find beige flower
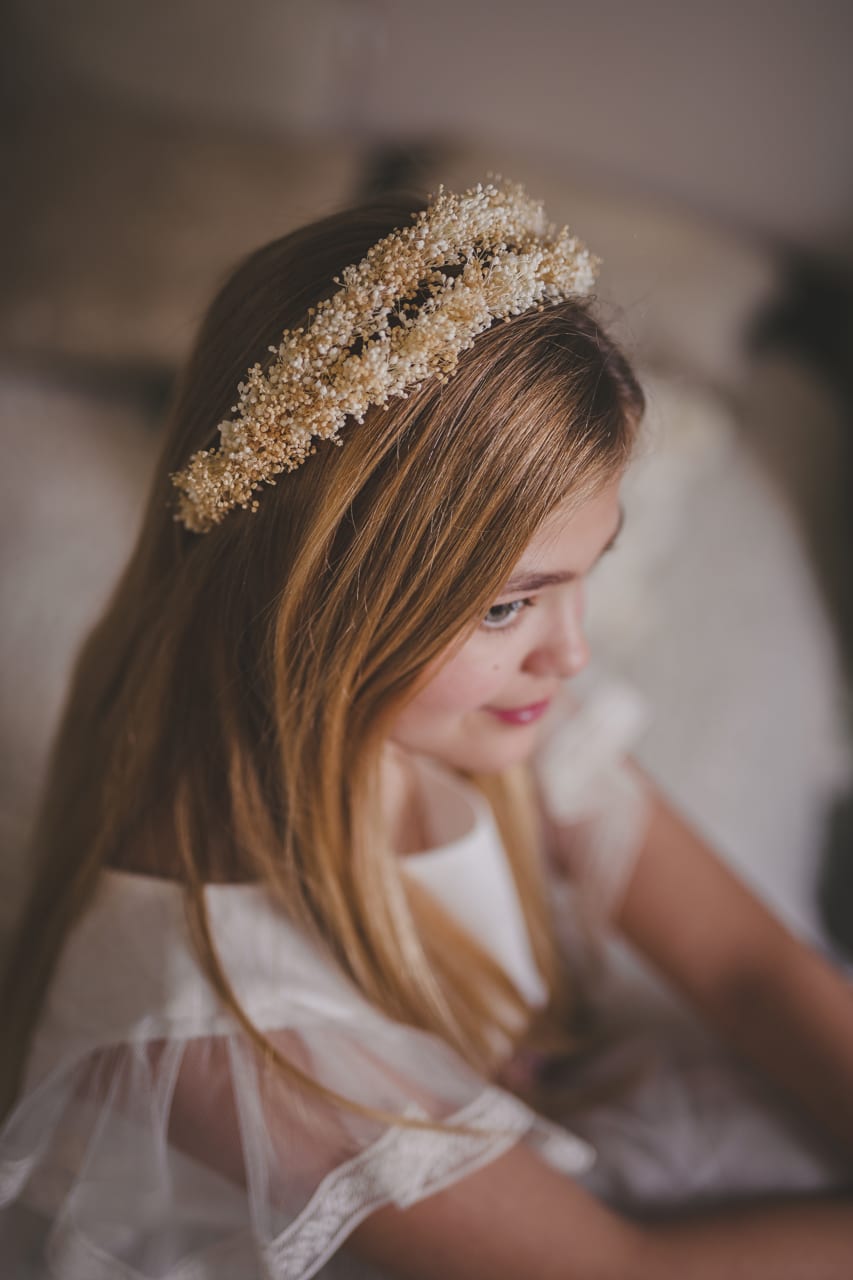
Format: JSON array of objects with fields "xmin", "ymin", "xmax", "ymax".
[{"xmin": 171, "ymin": 178, "xmax": 600, "ymax": 533}]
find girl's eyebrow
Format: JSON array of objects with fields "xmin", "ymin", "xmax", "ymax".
[{"xmin": 501, "ymin": 504, "xmax": 625, "ymax": 595}]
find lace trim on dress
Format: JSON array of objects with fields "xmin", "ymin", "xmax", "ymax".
[{"xmin": 264, "ymin": 1085, "xmax": 549, "ymax": 1280}]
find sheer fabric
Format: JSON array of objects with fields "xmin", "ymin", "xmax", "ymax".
[
  {"xmin": 535, "ymin": 672, "xmax": 653, "ymax": 922},
  {"xmin": 0, "ymin": 678, "xmax": 653, "ymax": 1278},
  {"xmin": 0, "ymin": 872, "xmax": 594, "ymax": 1279}
]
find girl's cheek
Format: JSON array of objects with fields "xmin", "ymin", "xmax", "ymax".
[
  {"xmin": 428, "ymin": 650, "xmax": 509, "ymax": 711},
  {"xmin": 408, "ymin": 629, "xmax": 518, "ymax": 716}
]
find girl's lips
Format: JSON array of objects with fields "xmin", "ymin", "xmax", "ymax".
[{"xmin": 486, "ymin": 699, "xmax": 552, "ymax": 726}]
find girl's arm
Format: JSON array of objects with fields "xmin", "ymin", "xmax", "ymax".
[
  {"xmin": 611, "ymin": 759, "xmax": 853, "ymax": 1166},
  {"xmin": 347, "ymin": 1137, "xmax": 853, "ymax": 1279},
  {"xmin": 160, "ymin": 982, "xmax": 853, "ymax": 1279}
]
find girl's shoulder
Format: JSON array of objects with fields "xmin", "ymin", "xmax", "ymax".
[
  {"xmin": 30, "ymin": 869, "xmax": 374, "ymax": 1064},
  {"xmin": 5, "ymin": 866, "xmax": 594, "ymax": 1280}
]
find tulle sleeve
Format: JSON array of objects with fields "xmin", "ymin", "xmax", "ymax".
[
  {"xmin": 535, "ymin": 672, "xmax": 655, "ymax": 923},
  {"xmin": 0, "ymin": 878, "xmax": 594, "ymax": 1279}
]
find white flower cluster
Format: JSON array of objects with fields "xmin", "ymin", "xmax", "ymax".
[{"xmin": 171, "ymin": 177, "xmax": 601, "ymax": 532}]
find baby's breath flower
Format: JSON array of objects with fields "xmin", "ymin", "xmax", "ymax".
[{"xmin": 170, "ymin": 177, "xmax": 601, "ymax": 533}]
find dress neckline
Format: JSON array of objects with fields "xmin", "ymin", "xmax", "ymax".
[{"xmin": 102, "ymin": 755, "xmax": 492, "ymax": 894}]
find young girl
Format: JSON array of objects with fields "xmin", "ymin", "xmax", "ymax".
[{"xmin": 1, "ymin": 179, "xmax": 852, "ymax": 1279}]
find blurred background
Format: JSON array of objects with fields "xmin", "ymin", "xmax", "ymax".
[{"xmin": 2, "ymin": 0, "xmax": 853, "ymax": 963}]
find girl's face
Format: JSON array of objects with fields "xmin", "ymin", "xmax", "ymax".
[{"xmin": 389, "ymin": 473, "xmax": 625, "ymax": 775}]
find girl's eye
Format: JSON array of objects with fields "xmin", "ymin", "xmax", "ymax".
[{"xmin": 481, "ymin": 598, "xmax": 532, "ymax": 632}]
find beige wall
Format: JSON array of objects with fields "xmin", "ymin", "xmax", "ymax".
[{"xmin": 8, "ymin": 0, "xmax": 853, "ymax": 257}]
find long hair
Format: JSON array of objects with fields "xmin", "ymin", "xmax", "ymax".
[{"xmin": 0, "ymin": 191, "xmax": 644, "ymax": 1130}]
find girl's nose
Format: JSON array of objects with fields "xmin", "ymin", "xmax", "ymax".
[
  {"xmin": 550, "ymin": 620, "xmax": 590, "ymax": 680},
  {"xmin": 524, "ymin": 588, "xmax": 590, "ymax": 680}
]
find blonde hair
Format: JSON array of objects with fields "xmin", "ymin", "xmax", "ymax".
[{"xmin": 0, "ymin": 191, "xmax": 644, "ymax": 1135}]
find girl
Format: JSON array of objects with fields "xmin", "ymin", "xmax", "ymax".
[{"xmin": 1, "ymin": 179, "xmax": 852, "ymax": 1279}]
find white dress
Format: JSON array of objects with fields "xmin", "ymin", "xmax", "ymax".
[{"xmin": 0, "ymin": 680, "xmax": 844, "ymax": 1277}]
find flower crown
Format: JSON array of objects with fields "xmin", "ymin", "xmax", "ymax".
[{"xmin": 170, "ymin": 176, "xmax": 601, "ymax": 533}]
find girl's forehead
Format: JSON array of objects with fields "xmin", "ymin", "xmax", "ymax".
[{"xmin": 509, "ymin": 480, "xmax": 624, "ymax": 577}]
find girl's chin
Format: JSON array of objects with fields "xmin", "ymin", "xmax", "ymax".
[{"xmin": 436, "ymin": 725, "xmax": 542, "ymax": 775}]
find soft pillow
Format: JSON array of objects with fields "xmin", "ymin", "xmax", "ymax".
[{"xmin": 1, "ymin": 97, "xmax": 363, "ymax": 370}]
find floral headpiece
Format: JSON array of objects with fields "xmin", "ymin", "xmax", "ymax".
[{"xmin": 171, "ymin": 176, "xmax": 601, "ymax": 533}]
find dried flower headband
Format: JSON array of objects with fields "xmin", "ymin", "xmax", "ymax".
[{"xmin": 170, "ymin": 176, "xmax": 601, "ymax": 533}]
